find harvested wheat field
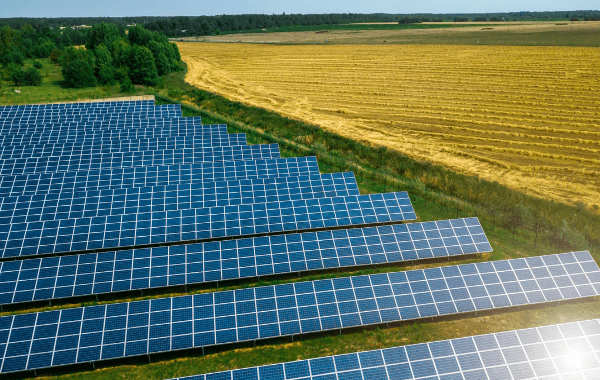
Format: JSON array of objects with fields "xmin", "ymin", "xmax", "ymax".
[{"xmin": 179, "ymin": 43, "xmax": 600, "ymax": 209}]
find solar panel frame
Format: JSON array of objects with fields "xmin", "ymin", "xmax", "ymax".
[
  {"xmin": 0, "ymin": 191, "xmax": 416, "ymax": 259},
  {"xmin": 0, "ymin": 144, "xmax": 282, "ymax": 176},
  {"xmin": 0, "ymin": 217, "xmax": 491, "ymax": 306},
  {"xmin": 0, "ymin": 157, "xmax": 321, "ymax": 197},
  {"xmin": 168, "ymin": 313, "xmax": 600, "ymax": 380},
  {"xmin": 0, "ymin": 251, "xmax": 597, "ymax": 374},
  {"xmin": 0, "ymin": 124, "xmax": 226, "ymax": 146},
  {"xmin": 0, "ymin": 172, "xmax": 360, "ymax": 226},
  {"xmin": 0, "ymin": 134, "xmax": 248, "ymax": 160}
]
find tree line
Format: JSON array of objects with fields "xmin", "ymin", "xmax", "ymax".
[
  {"xmin": 0, "ymin": 22, "xmax": 181, "ymax": 89},
  {"xmin": 1, "ymin": 10, "xmax": 599, "ymax": 37},
  {"xmin": 59, "ymin": 23, "xmax": 182, "ymax": 89}
]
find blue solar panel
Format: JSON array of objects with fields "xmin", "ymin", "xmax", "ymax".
[
  {"xmin": 0, "ymin": 108, "xmax": 182, "ymax": 122},
  {"xmin": 0, "ymin": 144, "xmax": 281, "ymax": 176},
  {"xmin": 0, "ymin": 100, "xmax": 153, "ymax": 112},
  {"xmin": 0, "ymin": 157, "xmax": 320, "ymax": 197},
  {"xmin": 0, "ymin": 172, "xmax": 359, "ymax": 226},
  {"xmin": 0, "ymin": 104, "xmax": 179, "ymax": 118},
  {"xmin": 0, "ymin": 217, "xmax": 490, "ymax": 306},
  {"xmin": 0, "ymin": 124, "xmax": 226, "ymax": 146},
  {"xmin": 0, "ymin": 191, "xmax": 415, "ymax": 259},
  {"xmin": 168, "ymin": 314, "xmax": 600, "ymax": 380},
  {"xmin": 0, "ymin": 110, "xmax": 183, "ymax": 125},
  {"xmin": 0, "ymin": 117, "xmax": 207, "ymax": 137},
  {"xmin": 0, "ymin": 134, "xmax": 247, "ymax": 160},
  {"xmin": 0, "ymin": 251, "xmax": 597, "ymax": 374}
]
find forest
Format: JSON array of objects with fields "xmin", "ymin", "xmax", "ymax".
[{"xmin": 0, "ymin": 10, "xmax": 599, "ymax": 37}]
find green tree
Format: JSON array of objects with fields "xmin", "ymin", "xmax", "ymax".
[
  {"xmin": 23, "ymin": 67, "xmax": 42, "ymax": 86},
  {"xmin": 94, "ymin": 43, "xmax": 115, "ymax": 85},
  {"xmin": 61, "ymin": 47, "xmax": 96, "ymax": 88},
  {"xmin": 126, "ymin": 45, "xmax": 158, "ymax": 86},
  {"xmin": 147, "ymin": 40, "xmax": 170, "ymax": 76},
  {"xmin": 86, "ymin": 23, "xmax": 121, "ymax": 51}
]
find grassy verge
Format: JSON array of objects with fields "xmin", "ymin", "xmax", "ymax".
[{"xmin": 0, "ymin": 61, "xmax": 599, "ymax": 380}]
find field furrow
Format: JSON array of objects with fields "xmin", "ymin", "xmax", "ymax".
[{"xmin": 179, "ymin": 43, "xmax": 600, "ymax": 209}]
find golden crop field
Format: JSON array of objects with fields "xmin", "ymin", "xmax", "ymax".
[{"xmin": 178, "ymin": 43, "xmax": 600, "ymax": 209}]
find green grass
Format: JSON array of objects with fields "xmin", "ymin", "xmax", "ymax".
[
  {"xmin": 0, "ymin": 58, "xmax": 153, "ymax": 105},
  {"xmin": 1, "ymin": 59, "xmax": 599, "ymax": 379}
]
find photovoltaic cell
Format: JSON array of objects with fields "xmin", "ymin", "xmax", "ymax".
[
  {"xmin": 0, "ymin": 157, "xmax": 321, "ymax": 197},
  {"xmin": 0, "ymin": 134, "xmax": 248, "ymax": 160},
  {"xmin": 0, "ymin": 191, "xmax": 415, "ymax": 259},
  {"xmin": 0, "ymin": 144, "xmax": 282, "ymax": 176},
  {"xmin": 0, "ymin": 172, "xmax": 359, "ymax": 225},
  {"xmin": 168, "ymin": 315, "xmax": 600, "ymax": 380},
  {"xmin": 0, "ymin": 218, "xmax": 490, "ymax": 306},
  {"xmin": 0, "ymin": 123, "xmax": 226, "ymax": 146},
  {"xmin": 0, "ymin": 251, "xmax": 597, "ymax": 374}
]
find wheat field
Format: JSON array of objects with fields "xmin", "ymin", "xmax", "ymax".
[{"xmin": 178, "ymin": 43, "xmax": 600, "ymax": 209}]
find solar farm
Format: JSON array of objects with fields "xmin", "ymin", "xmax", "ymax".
[{"xmin": 0, "ymin": 99, "xmax": 598, "ymax": 380}]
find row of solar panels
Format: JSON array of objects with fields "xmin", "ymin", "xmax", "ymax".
[
  {"xmin": 0, "ymin": 104, "xmax": 179, "ymax": 117},
  {"xmin": 0, "ymin": 111, "xmax": 183, "ymax": 125},
  {"xmin": 0, "ymin": 100, "xmax": 592, "ymax": 378},
  {"xmin": 171, "ymin": 315, "xmax": 600, "ymax": 380},
  {"xmin": 0, "ymin": 104, "xmax": 181, "ymax": 120},
  {"xmin": 0, "ymin": 99, "xmax": 154, "ymax": 111},
  {"xmin": 0, "ymin": 251, "xmax": 596, "ymax": 374}
]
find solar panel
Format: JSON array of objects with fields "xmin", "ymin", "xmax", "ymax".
[
  {"xmin": 0, "ymin": 117, "xmax": 206, "ymax": 137},
  {"xmin": 0, "ymin": 110, "xmax": 183, "ymax": 125},
  {"xmin": 0, "ymin": 144, "xmax": 282, "ymax": 176},
  {"xmin": 0, "ymin": 124, "xmax": 226, "ymax": 146},
  {"xmin": 0, "ymin": 104, "xmax": 180, "ymax": 118},
  {"xmin": 0, "ymin": 107, "xmax": 182, "ymax": 121},
  {"xmin": 0, "ymin": 157, "xmax": 320, "ymax": 197},
  {"xmin": 0, "ymin": 100, "xmax": 153, "ymax": 112},
  {"xmin": 0, "ymin": 251, "xmax": 597, "ymax": 374},
  {"xmin": 168, "ymin": 314, "xmax": 600, "ymax": 380},
  {"xmin": 0, "ymin": 172, "xmax": 359, "ymax": 226},
  {"xmin": 0, "ymin": 134, "xmax": 248, "ymax": 160},
  {"xmin": 0, "ymin": 217, "xmax": 490, "ymax": 306},
  {"xmin": 0, "ymin": 191, "xmax": 416, "ymax": 259}
]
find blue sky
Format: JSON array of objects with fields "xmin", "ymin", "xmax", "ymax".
[{"xmin": 2, "ymin": 0, "xmax": 598, "ymax": 18}]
